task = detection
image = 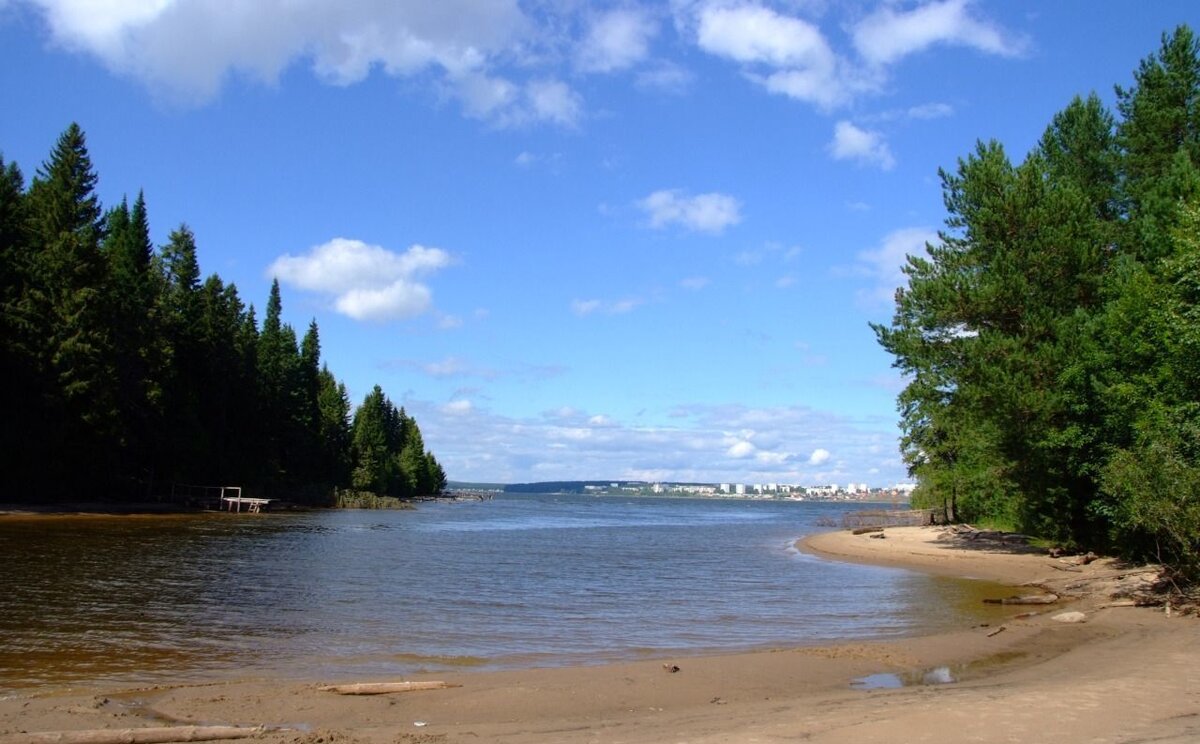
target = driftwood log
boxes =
[0,725,267,744]
[983,593,1059,605]
[851,526,884,535]
[317,681,459,695]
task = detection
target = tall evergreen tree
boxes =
[157,224,205,482]
[24,123,118,493]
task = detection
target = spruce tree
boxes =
[25,123,118,494]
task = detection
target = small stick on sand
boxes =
[317,681,459,695]
[0,724,268,744]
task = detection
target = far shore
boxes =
[1,525,1194,744]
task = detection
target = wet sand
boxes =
[1,525,1195,743]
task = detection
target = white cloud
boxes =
[829,120,895,170]
[423,357,468,377]
[727,440,756,458]
[576,8,657,73]
[676,1,1020,116]
[852,0,1026,67]
[528,79,583,127]
[855,226,939,309]
[808,448,830,465]
[414,399,907,486]
[268,238,451,322]
[571,297,642,316]
[680,276,711,291]
[638,189,742,234]
[450,72,582,128]
[24,0,530,106]
[906,101,955,120]
[691,1,848,110]
[442,399,473,415]
[635,61,693,93]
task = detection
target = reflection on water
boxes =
[0,495,1013,689]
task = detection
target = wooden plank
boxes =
[317,681,460,695]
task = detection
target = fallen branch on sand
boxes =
[984,593,1059,605]
[0,724,268,744]
[851,526,884,535]
[317,681,459,695]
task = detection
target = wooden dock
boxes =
[221,494,273,513]
[171,483,269,513]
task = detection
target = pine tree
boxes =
[317,366,352,485]
[102,192,163,491]
[24,123,119,494]
[157,225,206,481]
[1117,25,1200,262]
[0,155,42,493]
[351,385,391,493]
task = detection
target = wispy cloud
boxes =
[854,227,939,309]
[571,297,643,316]
[638,189,742,234]
[829,121,895,170]
[852,0,1028,67]
[576,7,658,73]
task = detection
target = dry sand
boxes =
[2,525,1195,744]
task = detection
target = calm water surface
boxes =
[0,494,1011,688]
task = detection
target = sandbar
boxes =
[1,525,1194,743]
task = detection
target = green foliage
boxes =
[349,387,446,498]
[0,123,448,504]
[876,26,1200,577]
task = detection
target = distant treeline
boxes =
[0,124,446,503]
[874,27,1200,577]
[502,480,718,494]
[504,481,619,494]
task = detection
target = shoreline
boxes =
[2,526,1194,743]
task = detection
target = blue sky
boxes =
[2,1,1196,487]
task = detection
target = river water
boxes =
[0,494,1010,689]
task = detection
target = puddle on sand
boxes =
[852,650,1028,690]
[852,666,956,690]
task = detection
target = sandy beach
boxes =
[1,525,1194,744]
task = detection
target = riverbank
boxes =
[1,525,1194,744]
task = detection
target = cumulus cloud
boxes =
[854,227,939,309]
[268,238,451,322]
[413,399,908,486]
[829,121,895,170]
[19,0,585,127]
[727,440,756,458]
[576,7,657,73]
[22,0,529,103]
[690,1,850,110]
[450,72,582,128]
[852,0,1027,67]
[638,189,742,234]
